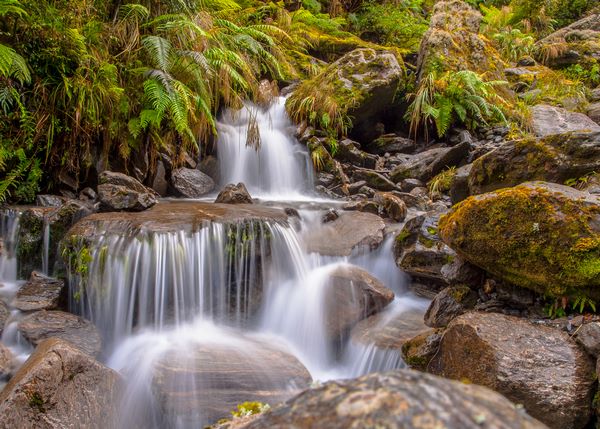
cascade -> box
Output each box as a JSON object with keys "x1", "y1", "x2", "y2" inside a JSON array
[
  {"x1": 216, "y1": 96, "x2": 314, "y2": 199},
  {"x1": 0, "y1": 97, "x2": 429, "y2": 427}
]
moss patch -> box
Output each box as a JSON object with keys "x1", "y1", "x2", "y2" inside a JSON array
[{"x1": 439, "y1": 183, "x2": 600, "y2": 298}]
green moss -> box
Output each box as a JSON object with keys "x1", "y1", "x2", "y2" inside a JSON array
[
  {"x1": 29, "y1": 392, "x2": 45, "y2": 413},
  {"x1": 439, "y1": 184, "x2": 600, "y2": 298}
]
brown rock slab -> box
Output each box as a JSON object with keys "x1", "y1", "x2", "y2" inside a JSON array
[
  {"x1": 305, "y1": 211, "x2": 385, "y2": 256},
  {"x1": 12, "y1": 271, "x2": 65, "y2": 311},
  {"x1": 430, "y1": 311, "x2": 595, "y2": 429},
  {"x1": 18, "y1": 310, "x2": 102, "y2": 357},
  {"x1": 0, "y1": 338, "x2": 121, "y2": 429},
  {"x1": 238, "y1": 370, "x2": 548, "y2": 429}
]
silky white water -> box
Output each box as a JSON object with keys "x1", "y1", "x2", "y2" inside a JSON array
[
  {"x1": 0, "y1": 97, "x2": 429, "y2": 428},
  {"x1": 216, "y1": 96, "x2": 314, "y2": 199}
]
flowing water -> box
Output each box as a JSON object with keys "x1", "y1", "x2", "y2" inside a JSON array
[{"x1": 0, "y1": 98, "x2": 429, "y2": 427}]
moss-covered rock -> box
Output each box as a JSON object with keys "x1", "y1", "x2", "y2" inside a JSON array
[
  {"x1": 417, "y1": 0, "x2": 505, "y2": 79},
  {"x1": 286, "y1": 48, "x2": 405, "y2": 142},
  {"x1": 439, "y1": 181, "x2": 600, "y2": 298},
  {"x1": 469, "y1": 131, "x2": 600, "y2": 195}
]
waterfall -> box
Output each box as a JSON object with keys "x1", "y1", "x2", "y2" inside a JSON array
[
  {"x1": 216, "y1": 97, "x2": 314, "y2": 198},
  {"x1": 0, "y1": 97, "x2": 430, "y2": 428}
]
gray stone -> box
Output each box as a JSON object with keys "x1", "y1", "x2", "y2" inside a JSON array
[
  {"x1": 18, "y1": 310, "x2": 102, "y2": 357},
  {"x1": 431, "y1": 311, "x2": 595, "y2": 429},
  {"x1": 0, "y1": 338, "x2": 122, "y2": 429},
  {"x1": 239, "y1": 370, "x2": 548, "y2": 429},
  {"x1": 98, "y1": 171, "x2": 158, "y2": 212},
  {"x1": 12, "y1": 272, "x2": 65, "y2": 311},
  {"x1": 576, "y1": 322, "x2": 600, "y2": 357},
  {"x1": 171, "y1": 168, "x2": 215, "y2": 198},
  {"x1": 531, "y1": 104, "x2": 600, "y2": 137},
  {"x1": 424, "y1": 285, "x2": 478, "y2": 328},
  {"x1": 214, "y1": 183, "x2": 253, "y2": 204}
]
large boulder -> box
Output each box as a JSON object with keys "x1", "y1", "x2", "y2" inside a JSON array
[
  {"x1": 152, "y1": 339, "x2": 311, "y2": 426},
  {"x1": 8, "y1": 201, "x2": 93, "y2": 278},
  {"x1": 18, "y1": 311, "x2": 102, "y2": 357},
  {"x1": 323, "y1": 265, "x2": 394, "y2": 338},
  {"x1": 215, "y1": 183, "x2": 253, "y2": 204},
  {"x1": 395, "y1": 213, "x2": 456, "y2": 290},
  {"x1": 97, "y1": 171, "x2": 158, "y2": 212},
  {"x1": 439, "y1": 182, "x2": 600, "y2": 298},
  {"x1": 238, "y1": 370, "x2": 548, "y2": 429},
  {"x1": 417, "y1": 0, "x2": 505, "y2": 79},
  {"x1": 305, "y1": 211, "x2": 385, "y2": 256},
  {"x1": 12, "y1": 271, "x2": 65, "y2": 311},
  {"x1": 430, "y1": 312, "x2": 595, "y2": 429},
  {"x1": 0, "y1": 338, "x2": 122, "y2": 429},
  {"x1": 287, "y1": 48, "x2": 404, "y2": 142},
  {"x1": 390, "y1": 142, "x2": 470, "y2": 183},
  {"x1": 351, "y1": 168, "x2": 397, "y2": 191},
  {"x1": 171, "y1": 167, "x2": 215, "y2": 198},
  {"x1": 372, "y1": 192, "x2": 407, "y2": 222},
  {"x1": 350, "y1": 306, "x2": 429, "y2": 350},
  {"x1": 535, "y1": 12, "x2": 600, "y2": 68},
  {"x1": 469, "y1": 131, "x2": 600, "y2": 195},
  {"x1": 369, "y1": 134, "x2": 416, "y2": 155},
  {"x1": 530, "y1": 105, "x2": 600, "y2": 137}
]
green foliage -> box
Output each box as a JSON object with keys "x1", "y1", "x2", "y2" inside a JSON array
[
  {"x1": 428, "y1": 166, "x2": 457, "y2": 197},
  {"x1": 406, "y1": 70, "x2": 508, "y2": 139},
  {"x1": 349, "y1": 0, "x2": 428, "y2": 52},
  {"x1": 544, "y1": 293, "x2": 597, "y2": 318},
  {"x1": 563, "y1": 63, "x2": 600, "y2": 88},
  {"x1": 231, "y1": 401, "x2": 270, "y2": 417},
  {"x1": 0, "y1": 0, "x2": 369, "y2": 202}
]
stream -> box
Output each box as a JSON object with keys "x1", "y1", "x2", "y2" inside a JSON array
[{"x1": 0, "y1": 97, "x2": 428, "y2": 428}]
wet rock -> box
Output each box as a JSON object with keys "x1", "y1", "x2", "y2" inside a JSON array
[
  {"x1": 79, "y1": 187, "x2": 97, "y2": 202},
  {"x1": 400, "y1": 178, "x2": 424, "y2": 192},
  {"x1": 198, "y1": 155, "x2": 220, "y2": 181},
  {"x1": 322, "y1": 209, "x2": 339, "y2": 223},
  {"x1": 390, "y1": 142, "x2": 470, "y2": 183},
  {"x1": 430, "y1": 312, "x2": 595, "y2": 429},
  {"x1": 0, "y1": 338, "x2": 122, "y2": 429},
  {"x1": 439, "y1": 182, "x2": 600, "y2": 299},
  {"x1": 531, "y1": 104, "x2": 600, "y2": 137},
  {"x1": 35, "y1": 195, "x2": 67, "y2": 207},
  {"x1": 239, "y1": 370, "x2": 548, "y2": 429},
  {"x1": 152, "y1": 340, "x2": 311, "y2": 426},
  {"x1": 401, "y1": 329, "x2": 442, "y2": 371},
  {"x1": 351, "y1": 307, "x2": 429, "y2": 350},
  {"x1": 395, "y1": 213, "x2": 455, "y2": 290},
  {"x1": 151, "y1": 159, "x2": 169, "y2": 197},
  {"x1": 424, "y1": 285, "x2": 478, "y2": 328},
  {"x1": 12, "y1": 272, "x2": 65, "y2": 311},
  {"x1": 65, "y1": 201, "x2": 288, "y2": 238},
  {"x1": 18, "y1": 311, "x2": 102, "y2": 357},
  {"x1": 215, "y1": 183, "x2": 253, "y2": 204},
  {"x1": 351, "y1": 168, "x2": 397, "y2": 191},
  {"x1": 575, "y1": 322, "x2": 600, "y2": 357},
  {"x1": 0, "y1": 342, "x2": 14, "y2": 379},
  {"x1": 14, "y1": 200, "x2": 92, "y2": 278},
  {"x1": 369, "y1": 134, "x2": 416, "y2": 155},
  {"x1": 449, "y1": 163, "x2": 472, "y2": 204},
  {"x1": 324, "y1": 265, "x2": 394, "y2": 338},
  {"x1": 347, "y1": 180, "x2": 367, "y2": 194},
  {"x1": 98, "y1": 171, "x2": 158, "y2": 211},
  {"x1": 337, "y1": 139, "x2": 377, "y2": 168},
  {"x1": 0, "y1": 300, "x2": 9, "y2": 335},
  {"x1": 372, "y1": 192, "x2": 407, "y2": 222},
  {"x1": 440, "y1": 256, "x2": 483, "y2": 286},
  {"x1": 171, "y1": 167, "x2": 215, "y2": 198},
  {"x1": 469, "y1": 131, "x2": 600, "y2": 194},
  {"x1": 305, "y1": 211, "x2": 385, "y2": 256}
]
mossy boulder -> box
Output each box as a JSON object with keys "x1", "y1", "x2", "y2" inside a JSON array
[
  {"x1": 287, "y1": 48, "x2": 404, "y2": 142},
  {"x1": 535, "y1": 12, "x2": 600, "y2": 68},
  {"x1": 439, "y1": 181, "x2": 600, "y2": 298},
  {"x1": 417, "y1": 0, "x2": 505, "y2": 79},
  {"x1": 469, "y1": 131, "x2": 600, "y2": 195}
]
